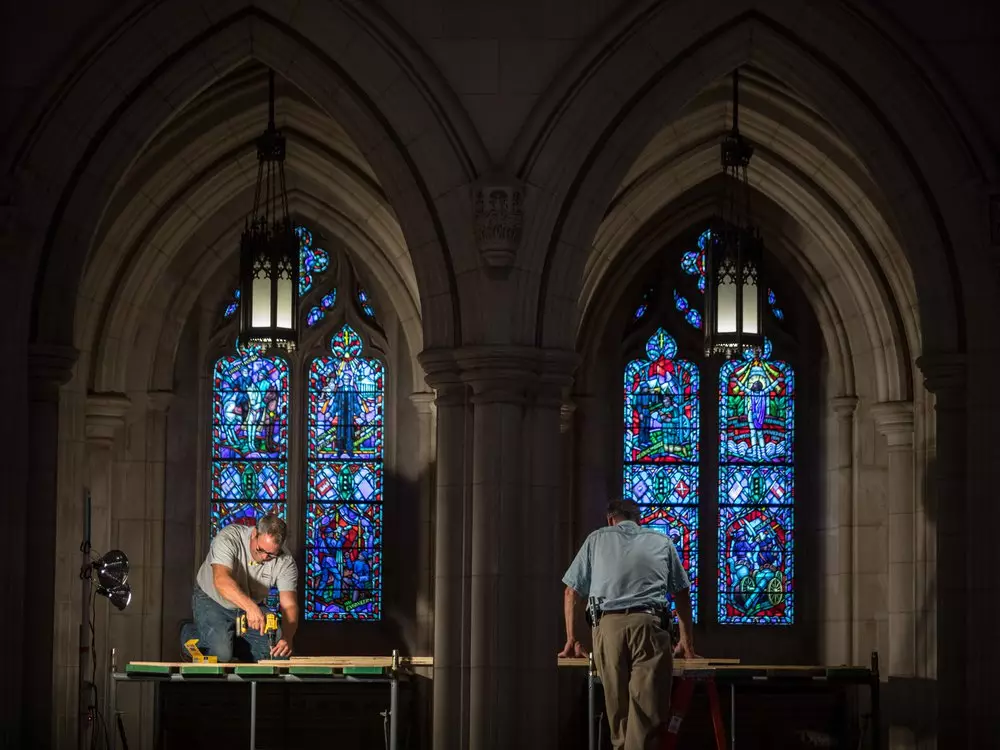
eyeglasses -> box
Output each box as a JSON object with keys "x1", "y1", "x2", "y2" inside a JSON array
[{"x1": 255, "y1": 542, "x2": 281, "y2": 560}]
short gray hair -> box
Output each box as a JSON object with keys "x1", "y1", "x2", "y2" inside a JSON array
[{"x1": 256, "y1": 514, "x2": 287, "y2": 547}]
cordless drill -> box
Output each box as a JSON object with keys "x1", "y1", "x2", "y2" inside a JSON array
[{"x1": 235, "y1": 609, "x2": 279, "y2": 655}]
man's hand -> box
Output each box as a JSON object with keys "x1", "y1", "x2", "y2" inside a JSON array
[
  {"x1": 245, "y1": 603, "x2": 267, "y2": 633},
  {"x1": 673, "y1": 639, "x2": 699, "y2": 659},
  {"x1": 270, "y1": 638, "x2": 293, "y2": 658},
  {"x1": 558, "y1": 638, "x2": 589, "y2": 658}
]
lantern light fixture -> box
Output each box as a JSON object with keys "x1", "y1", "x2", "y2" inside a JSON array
[
  {"x1": 239, "y1": 69, "x2": 300, "y2": 351},
  {"x1": 703, "y1": 69, "x2": 766, "y2": 358}
]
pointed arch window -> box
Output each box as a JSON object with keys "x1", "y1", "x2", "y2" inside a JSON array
[
  {"x1": 718, "y1": 341, "x2": 795, "y2": 624},
  {"x1": 305, "y1": 325, "x2": 385, "y2": 620},
  {"x1": 622, "y1": 328, "x2": 701, "y2": 620},
  {"x1": 620, "y1": 227, "x2": 796, "y2": 625},
  {"x1": 210, "y1": 343, "x2": 289, "y2": 534}
]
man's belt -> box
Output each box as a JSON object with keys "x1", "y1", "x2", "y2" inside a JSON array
[{"x1": 601, "y1": 606, "x2": 659, "y2": 616}]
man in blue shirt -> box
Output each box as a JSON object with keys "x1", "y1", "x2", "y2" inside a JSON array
[{"x1": 560, "y1": 499, "x2": 696, "y2": 750}]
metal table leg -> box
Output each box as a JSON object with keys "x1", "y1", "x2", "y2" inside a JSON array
[
  {"x1": 730, "y1": 683, "x2": 736, "y2": 749},
  {"x1": 389, "y1": 672, "x2": 399, "y2": 750},
  {"x1": 109, "y1": 674, "x2": 118, "y2": 750},
  {"x1": 588, "y1": 653, "x2": 596, "y2": 750},
  {"x1": 249, "y1": 681, "x2": 257, "y2": 750}
]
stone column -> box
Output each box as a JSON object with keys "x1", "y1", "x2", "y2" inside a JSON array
[
  {"x1": 419, "y1": 352, "x2": 470, "y2": 750},
  {"x1": 871, "y1": 401, "x2": 916, "y2": 750},
  {"x1": 461, "y1": 353, "x2": 530, "y2": 750},
  {"x1": 23, "y1": 343, "x2": 77, "y2": 749},
  {"x1": 916, "y1": 354, "x2": 966, "y2": 747},
  {"x1": 824, "y1": 396, "x2": 857, "y2": 666},
  {"x1": 409, "y1": 391, "x2": 438, "y2": 656},
  {"x1": 871, "y1": 402, "x2": 916, "y2": 678},
  {"x1": 82, "y1": 393, "x2": 132, "y2": 746},
  {"x1": 457, "y1": 347, "x2": 575, "y2": 750}
]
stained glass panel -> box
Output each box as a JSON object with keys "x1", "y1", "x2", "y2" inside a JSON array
[
  {"x1": 305, "y1": 503, "x2": 382, "y2": 620},
  {"x1": 719, "y1": 352, "x2": 794, "y2": 463},
  {"x1": 623, "y1": 328, "x2": 700, "y2": 620},
  {"x1": 211, "y1": 351, "x2": 288, "y2": 541},
  {"x1": 211, "y1": 502, "x2": 286, "y2": 537},
  {"x1": 718, "y1": 503, "x2": 794, "y2": 624},
  {"x1": 306, "y1": 325, "x2": 385, "y2": 620},
  {"x1": 718, "y1": 343, "x2": 795, "y2": 624}
]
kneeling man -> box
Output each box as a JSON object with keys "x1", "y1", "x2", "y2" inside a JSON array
[{"x1": 187, "y1": 514, "x2": 298, "y2": 662}]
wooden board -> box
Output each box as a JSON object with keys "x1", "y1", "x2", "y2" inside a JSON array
[{"x1": 558, "y1": 657, "x2": 741, "y2": 668}]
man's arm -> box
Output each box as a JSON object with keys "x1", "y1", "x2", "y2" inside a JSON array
[
  {"x1": 212, "y1": 564, "x2": 263, "y2": 620},
  {"x1": 558, "y1": 586, "x2": 589, "y2": 657},
  {"x1": 673, "y1": 588, "x2": 698, "y2": 658},
  {"x1": 270, "y1": 589, "x2": 299, "y2": 657}
]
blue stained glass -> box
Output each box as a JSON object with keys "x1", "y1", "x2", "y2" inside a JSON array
[
  {"x1": 307, "y1": 307, "x2": 324, "y2": 327},
  {"x1": 321, "y1": 290, "x2": 337, "y2": 309},
  {"x1": 210, "y1": 351, "x2": 288, "y2": 540},
  {"x1": 357, "y1": 287, "x2": 376, "y2": 319},
  {"x1": 685, "y1": 309, "x2": 702, "y2": 328},
  {"x1": 306, "y1": 325, "x2": 385, "y2": 620},
  {"x1": 718, "y1": 504, "x2": 794, "y2": 624},
  {"x1": 673, "y1": 290, "x2": 689, "y2": 311},
  {"x1": 718, "y1": 344, "x2": 796, "y2": 624},
  {"x1": 305, "y1": 503, "x2": 382, "y2": 620},
  {"x1": 296, "y1": 225, "x2": 330, "y2": 296},
  {"x1": 225, "y1": 302, "x2": 238, "y2": 318},
  {"x1": 623, "y1": 328, "x2": 700, "y2": 620}
]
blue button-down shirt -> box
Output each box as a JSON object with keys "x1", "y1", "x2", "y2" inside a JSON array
[{"x1": 562, "y1": 521, "x2": 690, "y2": 611}]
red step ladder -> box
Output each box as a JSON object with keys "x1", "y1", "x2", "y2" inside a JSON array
[{"x1": 661, "y1": 674, "x2": 728, "y2": 749}]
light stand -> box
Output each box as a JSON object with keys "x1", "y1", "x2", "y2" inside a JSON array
[{"x1": 78, "y1": 490, "x2": 132, "y2": 750}]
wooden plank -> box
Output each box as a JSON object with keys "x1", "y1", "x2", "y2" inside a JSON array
[
  {"x1": 234, "y1": 665, "x2": 280, "y2": 676},
  {"x1": 558, "y1": 657, "x2": 742, "y2": 668},
  {"x1": 280, "y1": 655, "x2": 434, "y2": 667},
  {"x1": 126, "y1": 663, "x2": 176, "y2": 675}
]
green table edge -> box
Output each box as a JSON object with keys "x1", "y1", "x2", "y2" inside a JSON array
[{"x1": 234, "y1": 665, "x2": 280, "y2": 676}]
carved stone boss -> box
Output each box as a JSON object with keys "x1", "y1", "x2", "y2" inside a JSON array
[{"x1": 473, "y1": 178, "x2": 524, "y2": 269}]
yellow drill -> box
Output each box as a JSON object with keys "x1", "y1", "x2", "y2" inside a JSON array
[{"x1": 236, "y1": 610, "x2": 279, "y2": 654}]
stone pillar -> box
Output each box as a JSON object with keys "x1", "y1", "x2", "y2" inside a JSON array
[
  {"x1": 457, "y1": 347, "x2": 575, "y2": 750},
  {"x1": 409, "y1": 391, "x2": 438, "y2": 656},
  {"x1": 22, "y1": 343, "x2": 77, "y2": 749},
  {"x1": 461, "y1": 355, "x2": 530, "y2": 750},
  {"x1": 82, "y1": 393, "x2": 132, "y2": 746},
  {"x1": 871, "y1": 402, "x2": 916, "y2": 678},
  {"x1": 420, "y1": 353, "x2": 470, "y2": 750},
  {"x1": 916, "y1": 354, "x2": 965, "y2": 747},
  {"x1": 871, "y1": 401, "x2": 916, "y2": 750},
  {"x1": 824, "y1": 396, "x2": 857, "y2": 666}
]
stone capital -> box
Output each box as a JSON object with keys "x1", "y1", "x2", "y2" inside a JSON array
[
  {"x1": 870, "y1": 401, "x2": 915, "y2": 448},
  {"x1": 85, "y1": 393, "x2": 131, "y2": 446},
  {"x1": 472, "y1": 175, "x2": 524, "y2": 271},
  {"x1": 28, "y1": 343, "x2": 78, "y2": 400},
  {"x1": 830, "y1": 395, "x2": 859, "y2": 418},
  {"x1": 409, "y1": 391, "x2": 437, "y2": 414},
  {"x1": 916, "y1": 352, "x2": 966, "y2": 402}
]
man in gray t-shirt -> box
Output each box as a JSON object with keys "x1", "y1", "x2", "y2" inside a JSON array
[
  {"x1": 185, "y1": 514, "x2": 299, "y2": 662},
  {"x1": 560, "y1": 499, "x2": 697, "y2": 750}
]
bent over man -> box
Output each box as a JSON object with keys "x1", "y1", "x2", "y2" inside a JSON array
[
  {"x1": 560, "y1": 499, "x2": 696, "y2": 750},
  {"x1": 184, "y1": 514, "x2": 299, "y2": 662}
]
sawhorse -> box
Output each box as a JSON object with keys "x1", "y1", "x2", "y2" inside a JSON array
[{"x1": 662, "y1": 673, "x2": 728, "y2": 749}]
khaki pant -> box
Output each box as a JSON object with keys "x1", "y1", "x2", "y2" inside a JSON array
[{"x1": 593, "y1": 612, "x2": 673, "y2": 750}]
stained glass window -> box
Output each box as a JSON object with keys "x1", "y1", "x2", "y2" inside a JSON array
[
  {"x1": 717, "y1": 339, "x2": 795, "y2": 624},
  {"x1": 210, "y1": 342, "x2": 289, "y2": 537},
  {"x1": 622, "y1": 328, "x2": 701, "y2": 620},
  {"x1": 678, "y1": 229, "x2": 785, "y2": 322},
  {"x1": 306, "y1": 288, "x2": 338, "y2": 328},
  {"x1": 297, "y1": 226, "x2": 330, "y2": 296},
  {"x1": 357, "y1": 287, "x2": 376, "y2": 320},
  {"x1": 305, "y1": 325, "x2": 385, "y2": 620}
]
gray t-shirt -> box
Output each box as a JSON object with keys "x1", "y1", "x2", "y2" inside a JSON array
[
  {"x1": 196, "y1": 524, "x2": 298, "y2": 610},
  {"x1": 562, "y1": 520, "x2": 689, "y2": 611}
]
